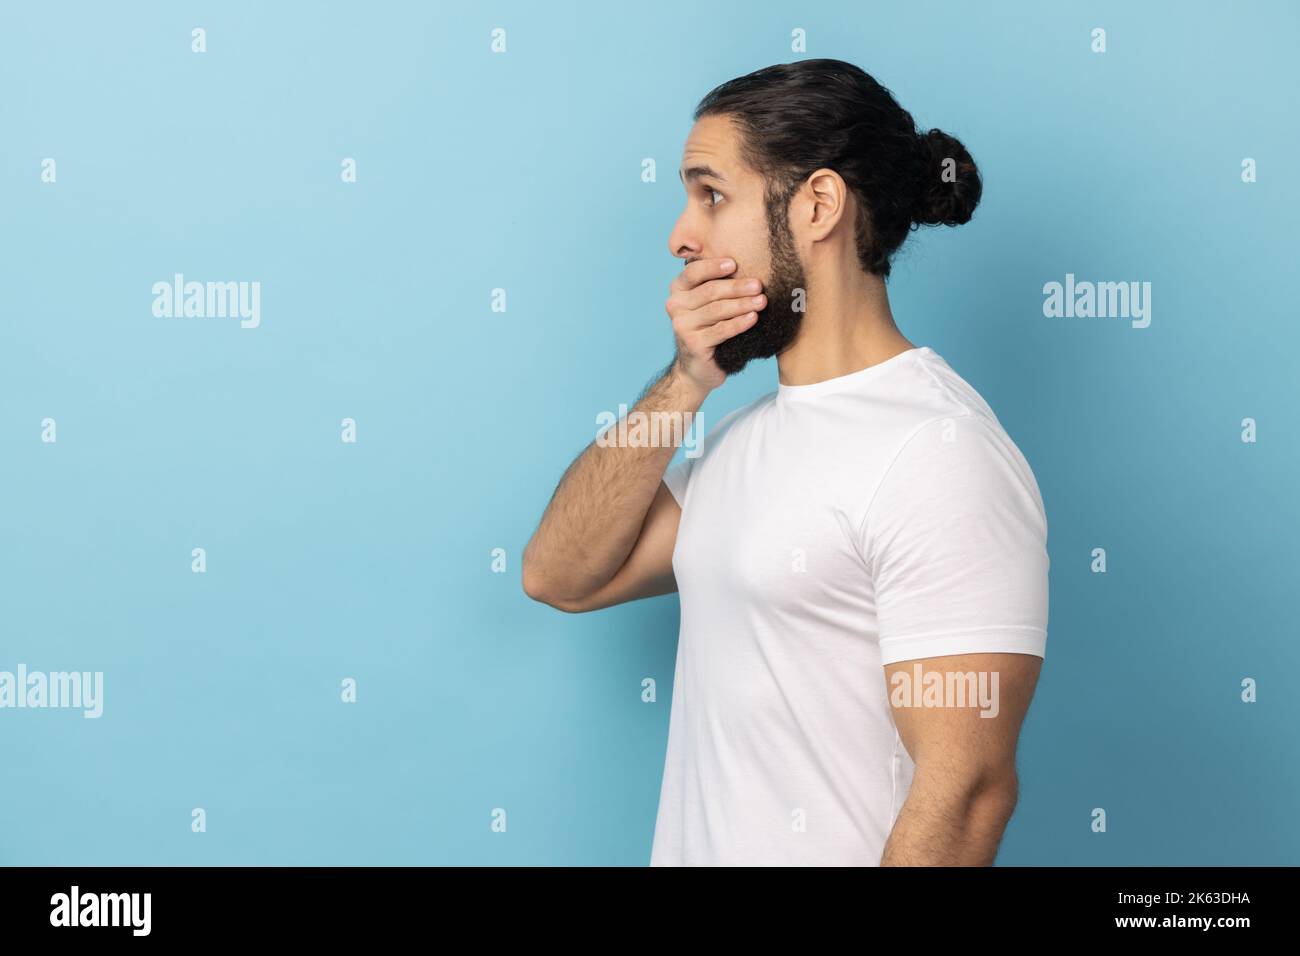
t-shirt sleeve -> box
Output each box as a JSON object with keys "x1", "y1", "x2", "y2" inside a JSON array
[
  {"x1": 860, "y1": 415, "x2": 1050, "y2": 665},
  {"x1": 662, "y1": 454, "x2": 694, "y2": 506}
]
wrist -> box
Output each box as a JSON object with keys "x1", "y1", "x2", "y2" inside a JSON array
[{"x1": 667, "y1": 358, "x2": 713, "y2": 408}]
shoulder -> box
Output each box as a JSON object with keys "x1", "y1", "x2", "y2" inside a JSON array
[
  {"x1": 877, "y1": 349, "x2": 1040, "y2": 499},
  {"x1": 862, "y1": 411, "x2": 1048, "y2": 565},
  {"x1": 860, "y1": 351, "x2": 1047, "y2": 552}
]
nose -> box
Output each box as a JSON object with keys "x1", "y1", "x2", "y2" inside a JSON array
[{"x1": 667, "y1": 207, "x2": 702, "y2": 262}]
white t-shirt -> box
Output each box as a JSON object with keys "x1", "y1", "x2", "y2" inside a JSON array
[{"x1": 650, "y1": 345, "x2": 1049, "y2": 866}]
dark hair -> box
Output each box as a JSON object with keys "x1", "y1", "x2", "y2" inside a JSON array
[{"x1": 693, "y1": 59, "x2": 981, "y2": 278}]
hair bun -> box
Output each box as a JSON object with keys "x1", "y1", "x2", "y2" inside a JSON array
[{"x1": 913, "y1": 128, "x2": 981, "y2": 226}]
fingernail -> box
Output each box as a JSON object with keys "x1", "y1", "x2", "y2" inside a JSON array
[{"x1": 720, "y1": 259, "x2": 734, "y2": 270}]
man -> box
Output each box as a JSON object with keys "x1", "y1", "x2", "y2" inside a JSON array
[{"x1": 522, "y1": 59, "x2": 1049, "y2": 866}]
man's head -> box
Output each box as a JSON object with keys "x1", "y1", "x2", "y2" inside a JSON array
[{"x1": 669, "y1": 59, "x2": 982, "y2": 375}]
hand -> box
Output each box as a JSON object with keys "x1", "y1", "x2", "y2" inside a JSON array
[{"x1": 665, "y1": 257, "x2": 765, "y2": 394}]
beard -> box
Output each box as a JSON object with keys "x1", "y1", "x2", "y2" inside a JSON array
[{"x1": 711, "y1": 191, "x2": 807, "y2": 377}]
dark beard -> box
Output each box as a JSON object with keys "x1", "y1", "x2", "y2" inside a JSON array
[{"x1": 711, "y1": 191, "x2": 807, "y2": 377}]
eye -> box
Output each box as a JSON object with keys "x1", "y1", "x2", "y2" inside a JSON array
[{"x1": 703, "y1": 186, "x2": 724, "y2": 207}]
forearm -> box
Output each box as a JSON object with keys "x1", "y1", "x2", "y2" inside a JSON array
[
  {"x1": 522, "y1": 360, "x2": 708, "y2": 603},
  {"x1": 879, "y1": 769, "x2": 1018, "y2": 866}
]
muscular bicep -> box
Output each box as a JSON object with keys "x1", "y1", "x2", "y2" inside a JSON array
[
  {"x1": 885, "y1": 653, "x2": 1042, "y2": 781},
  {"x1": 548, "y1": 480, "x2": 681, "y2": 613}
]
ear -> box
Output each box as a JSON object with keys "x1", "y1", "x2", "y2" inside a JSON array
[{"x1": 801, "y1": 168, "x2": 849, "y2": 239}]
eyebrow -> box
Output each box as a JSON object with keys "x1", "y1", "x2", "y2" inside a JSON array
[{"x1": 679, "y1": 164, "x2": 727, "y2": 185}]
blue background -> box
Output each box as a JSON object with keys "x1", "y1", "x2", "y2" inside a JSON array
[{"x1": 1, "y1": 0, "x2": 1296, "y2": 865}]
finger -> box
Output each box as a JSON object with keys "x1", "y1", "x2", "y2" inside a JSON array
[
  {"x1": 696, "y1": 310, "x2": 758, "y2": 348},
  {"x1": 678, "y1": 275, "x2": 764, "y2": 312},
  {"x1": 671, "y1": 256, "x2": 735, "y2": 293},
  {"x1": 677, "y1": 291, "x2": 766, "y2": 332}
]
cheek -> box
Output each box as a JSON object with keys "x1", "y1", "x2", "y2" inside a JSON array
[
  {"x1": 711, "y1": 202, "x2": 773, "y2": 281},
  {"x1": 727, "y1": 235, "x2": 772, "y2": 284},
  {"x1": 750, "y1": 224, "x2": 778, "y2": 281}
]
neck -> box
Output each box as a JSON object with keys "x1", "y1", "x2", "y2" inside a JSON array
[{"x1": 776, "y1": 255, "x2": 916, "y2": 387}]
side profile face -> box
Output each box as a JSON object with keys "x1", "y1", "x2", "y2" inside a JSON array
[{"x1": 667, "y1": 113, "x2": 808, "y2": 375}]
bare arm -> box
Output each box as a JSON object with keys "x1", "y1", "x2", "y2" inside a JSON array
[
  {"x1": 521, "y1": 365, "x2": 706, "y2": 611},
  {"x1": 522, "y1": 256, "x2": 764, "y2": 612},
  {"x1": 880, "y1": 652, "x2": 1042, "y2": 865}
]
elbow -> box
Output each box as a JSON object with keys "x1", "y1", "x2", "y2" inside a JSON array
[
  {"x1": 965, "y1": 767, "x2": 1020, "y2": 821},
  {"x1": 521, "y1": 561, "x2": 557, "y2": 605},
  {"x1": 915, "y1": 759, "x2": 1020, "y2": 818},
  {"x1": 521, "y1": 560, "x2": 588, "y2": 613}
]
